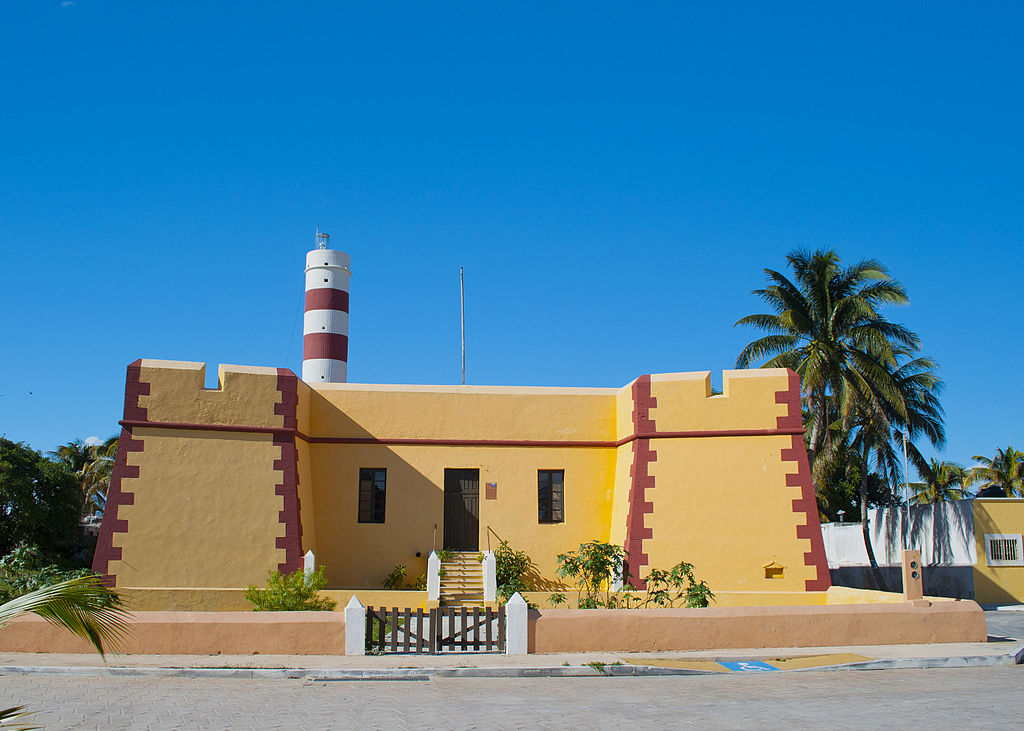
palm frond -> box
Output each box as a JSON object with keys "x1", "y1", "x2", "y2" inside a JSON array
[
  {"x1": 0, "y1": 705, "x2": 40, "y2": 731},
  {"x1": 0, "y1": 576, "x2": 131, "y2": 656}
]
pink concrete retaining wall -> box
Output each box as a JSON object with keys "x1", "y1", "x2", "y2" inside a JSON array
[
  {"x1": 528, "y1": 601, "x2": 986, "y2": 653},
  {"x1": 0, "y1": 611, "x2": 345, "y2": 655},
  {"x1": 0, "y1": 601, "x2": 985, "y2": 655}
]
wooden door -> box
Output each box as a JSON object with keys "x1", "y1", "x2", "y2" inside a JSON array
[{"x1": 443, "y1": 469, "x2": 479, "y2": 551}]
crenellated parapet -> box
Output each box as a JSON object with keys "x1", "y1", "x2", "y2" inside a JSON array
[{"x1": 127, "y1": 360, "x2": 289, "y2": 430}]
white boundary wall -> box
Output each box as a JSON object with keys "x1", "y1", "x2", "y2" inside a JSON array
[{"x1": 822, "y1": 502, "x2": 975, "y2": 568}]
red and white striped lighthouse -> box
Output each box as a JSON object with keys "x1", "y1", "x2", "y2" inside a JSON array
[{"x1": 302, "y1": 231, "x2": 351, "y2": 383}]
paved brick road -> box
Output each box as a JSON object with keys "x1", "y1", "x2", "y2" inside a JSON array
[
  {"x1": 2, "y1": 666, "x2": 1022, "y2": 729},
  {"x1": 985, "y1": 608, "x2": 1024, "y2": 641}
]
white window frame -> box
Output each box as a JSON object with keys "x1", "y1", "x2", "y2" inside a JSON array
[{"x1": 984, "y1": 534, "x2": 1024, "y2": 567}]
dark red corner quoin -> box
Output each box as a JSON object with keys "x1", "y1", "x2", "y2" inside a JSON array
[
  {"x1": 92, "y1": 360, "x2": 149, "y2": 586},
  {"x1": 624, "y1": 375, "x2": 657, "y2": 589},
  {"x1": 776, "y1": 370, "x2": 831, "y2": 591},
  {"x1": 274, "y1": 369, "x2": 304, "y2": 574}
]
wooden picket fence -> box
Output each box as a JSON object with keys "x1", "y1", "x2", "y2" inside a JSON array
[{"x1": 365, "y1": 606, "x2": 505, "y2": 654}]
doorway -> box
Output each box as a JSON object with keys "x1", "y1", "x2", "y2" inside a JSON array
[{"x1": 443, "y1": 468, "x2": 479, "y2": 551}]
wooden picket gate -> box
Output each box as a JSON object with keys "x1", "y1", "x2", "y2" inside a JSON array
[{"x1": 365, "y1": 606, "x2": 505, "y2": 654}]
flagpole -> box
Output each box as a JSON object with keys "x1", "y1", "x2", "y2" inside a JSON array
[{"x1": 460, "y1": 266, "x2": 465, "y2": 386}]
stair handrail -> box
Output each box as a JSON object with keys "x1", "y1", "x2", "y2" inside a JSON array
[{"x1": 485, "y1": 525, "x2": 502, "y2": 553}]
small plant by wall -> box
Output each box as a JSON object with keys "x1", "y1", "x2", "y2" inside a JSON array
[
  {"x1": 555, "y1": 540, "x2": 627, "y2": 608},
  {"x1": 0, "y1": 544, "x2": 93, "y2": 603},
  {"x1": 382, "y1": 565, "x2": 407, "y2": 590},
  {"x1": 381, "y1": 565, "x2": 428, "y2": 591},
  {"x1": 495, "y1": 540, "x2": 534, "y2": 602},
  {"x1": 639, "y1": 561, "x2": 714, "y2": 608},
  {"x1": 244, "y1": 567, "x2": 337, "y2": 611},
  {"x1": 554, "y1": 541, "x2": 714, "y2": 609}
]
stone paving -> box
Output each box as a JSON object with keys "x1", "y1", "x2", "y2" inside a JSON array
[
  {"x1": 2, "y1": 666, "x2": 1023, "y2": 729},
  {"x1": 983, "y1": 607, "x2": 1024, "y2": 641}
]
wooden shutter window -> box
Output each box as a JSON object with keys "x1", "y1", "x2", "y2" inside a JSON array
[
  {"x1": 538, "y1": 470, "x2": 565, "y2": 524},
  {"x1": 358, "y1": 468, "x2": 387, "y2": 523}
]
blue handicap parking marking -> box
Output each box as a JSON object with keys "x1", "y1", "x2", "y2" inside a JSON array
[{"x1": 718, "y1": 661, "x2": 779, "y2": 672}]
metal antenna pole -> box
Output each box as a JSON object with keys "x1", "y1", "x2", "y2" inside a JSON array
[{"x1": 460, "y1": 267, "x2": 466, "y2": 385}]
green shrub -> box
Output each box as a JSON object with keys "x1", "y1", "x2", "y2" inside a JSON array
[
  {"x1": 640, "y1": 561, "x2": 714, "y2": 608},
  {"x1": 495, "y1": 540, "x2": 533, "y2": 602},
  {"x1": 555, "y1": 540, "x2": 627, "y2": 608},
  {"x1": 382, "y1": 565, "x2": 407, "y2": 590},
  {"x1": 0, "y1": 544, "x2": 92, "y2": 603},
  {"x1": 244, "y1": 567, "x2": 337, "y2": 611}
]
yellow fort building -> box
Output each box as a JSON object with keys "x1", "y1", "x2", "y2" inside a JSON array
[{"x1": 93, "y1": 240, "x2": 831, "y2": 608}]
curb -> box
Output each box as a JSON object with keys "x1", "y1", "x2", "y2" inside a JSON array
[
  {"x1": 792, "y1": 651, "x2": 1023, "y2": 673},
  {"x1": 0, "y1": 664, "x2": 713, "y2": 680},
  {"x1": 0, "y1": 646, "x2": 1020, "y2": 680}
]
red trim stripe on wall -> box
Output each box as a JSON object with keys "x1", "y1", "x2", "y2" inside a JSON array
[
  {"x1": 304, "y1": 287, "x2": 350, "y2": 313},
  {"x1": 302, "y1": 332, "x2": 349, "y2": 361},
  {"x1": 117, "y1": 419, "x2": 805, "y2": 446}
]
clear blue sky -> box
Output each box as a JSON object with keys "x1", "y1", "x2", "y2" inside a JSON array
[{"x1": 1, "y1": 2, "x2": 1021, "y2": 475}]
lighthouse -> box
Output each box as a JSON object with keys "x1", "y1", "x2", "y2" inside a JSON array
[{"x1": 302, "y1": 231, "x2": 351, "y2": 383}]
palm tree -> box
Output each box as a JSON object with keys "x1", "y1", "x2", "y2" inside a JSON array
[
  {"x1": 965, "y1": 446, "x2": 1024, "y2": 497},
  {"x1": 82, "y1": 436, "x2": 118, "y2": 514},
  {"x1": 909, "y1": 459, "x2": 967, "y2": 505},
  {"x1": 48, "y1": 437, "x2": 119, "y2": 516},
  {"x1": 47, "y1": 439, "x2": 93, "y2": 475},
  {"x1": 830, "y1": 349, "x2": 945, "y2": 590},
  {"x1": 0, "y1": 575, "x2": 129, "y2": 657},
  {"x1": 735, "y1": 249, "x2": 918, "y2": 472},
  {"x1": 737, "y1": 250, "x2": 946, "y2": 591}
]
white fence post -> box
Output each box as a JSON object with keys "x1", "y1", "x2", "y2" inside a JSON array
[
  {"x1": 505, "y1": 592, "x2": 528, "y2": 655},
  {"x1": 482, "y1": 551, "x2": 497, "y2": 603},
  {"x1": 303, "y1": 550, "x2": 316, "y2": 578},
  {"x1": 344, "y1": 596, "x2": 365, "y2": 656},
  {"x1": 427, "y1": 551, "x2": 441, "y2": 601}
]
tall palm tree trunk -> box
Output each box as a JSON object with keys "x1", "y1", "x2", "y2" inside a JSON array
[
  {"x1": 860, "y1": 442, "x2": 887, "y2": 592},
  {"x1": 806, "y1": 389, "x2": 826, "y2": 466}
]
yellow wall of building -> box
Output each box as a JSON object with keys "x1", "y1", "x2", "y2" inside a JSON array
[
  {"x1": 309, "y1": 383, "x2": 618, "y2": 442},
  {"x1": 309, "y1": 443, "x2": 615, "y2": 587},
  {"x1": 972, "y1": 499, "x2": 1024, "y2": 604},
  {"x1": 295, "y1": 377, "x2": 317, "y2": 556},
  {"x1": 620, "y1": 369, "x2": 820, "y2": 591},
  {"x1": 645, "y1": 435, "x2": 813, "y2": 591},
  {"x1": 99, "y1": 360, "x2": 828, "y2": 601},
  {"x1": 112, "y1": 428, "x2": 285, "y2": 588},
  {"x1": 103, "y1": 362, "x2": 294, "y2": 588}
]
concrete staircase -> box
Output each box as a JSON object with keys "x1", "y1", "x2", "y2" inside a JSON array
[{"x1": 438, "y1": 552, "x2": 485, "y2": 607}]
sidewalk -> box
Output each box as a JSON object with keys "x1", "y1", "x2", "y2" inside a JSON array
[{"x1": 2, "y1": 640, "x2": 1021, "y2": 679}]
